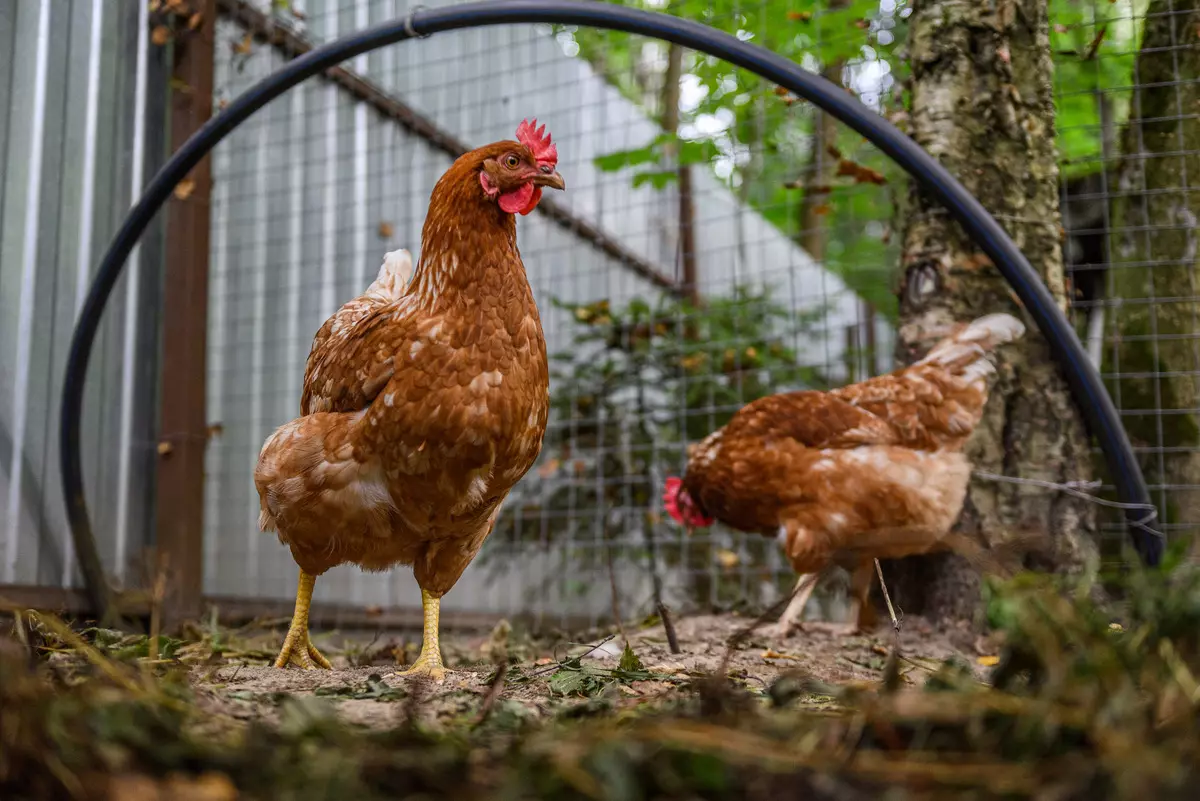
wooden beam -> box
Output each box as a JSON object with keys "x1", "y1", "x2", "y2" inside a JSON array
[{"x1": 154, "y1": 1, "x2": 217, "y2": 629}]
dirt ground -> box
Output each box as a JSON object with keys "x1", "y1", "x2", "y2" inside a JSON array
[{"x1": 189, "y1": 612, "x2": 984, "y2": 733}]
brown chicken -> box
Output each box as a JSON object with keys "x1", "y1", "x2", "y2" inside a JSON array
[
  {"x1": 255, "y1": 120, "x2": 564, "y2": 679},
  {"x1": 664, "y1": 313, "x2": 1025, "y2": 638}
]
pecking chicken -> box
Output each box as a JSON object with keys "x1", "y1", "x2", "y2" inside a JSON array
[
  {"x1": 255, "y1": 120, "x2": 564, "y2": 680},
  {"x1": 663, "y1": 313, "x2": 1026, "y2": 638}
]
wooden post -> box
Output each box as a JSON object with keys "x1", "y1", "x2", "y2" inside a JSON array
[{"x1": 154, "y1": 1, "x2": 215, "y2": 628}]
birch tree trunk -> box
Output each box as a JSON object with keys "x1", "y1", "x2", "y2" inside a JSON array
[
  {"x1": 886, "y1": 0, "x2": 1097, "y2": 626},
  {"x1": 1109, "y1": 0, "x2": 1200, "y2": 547}
]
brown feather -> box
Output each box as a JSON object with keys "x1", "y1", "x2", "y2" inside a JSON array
[{"x1": 255, "y1": 142, "x2": 551, "y2": 597}]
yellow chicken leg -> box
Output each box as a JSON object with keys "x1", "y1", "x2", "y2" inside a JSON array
[
  {"x1": 390, "y1": 589, "x2": 447, "y2": 683},
  {"x1": 274, "y1": 570, "x2": 333, "y2": 670}
]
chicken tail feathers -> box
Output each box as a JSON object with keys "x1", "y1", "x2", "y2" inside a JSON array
[
  {"x1": 918, "y1": 313, "x2": 1025, "y2": 382},
  {"x1": 366, "y1": 248, "x2": 415, "y2": 301}
]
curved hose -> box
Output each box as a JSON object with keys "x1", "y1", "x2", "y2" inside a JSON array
[{"x1": 60, "y1": 0, "x2": 1163, "y2": 621}]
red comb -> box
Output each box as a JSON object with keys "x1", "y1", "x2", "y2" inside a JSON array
[{"x1": 516, "y1": 118, "x2": 558, "y2": 167}]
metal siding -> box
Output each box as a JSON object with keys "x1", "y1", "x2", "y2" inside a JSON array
[{"x1": 0, "y1": 0, "x2": 156, "y2": 591}]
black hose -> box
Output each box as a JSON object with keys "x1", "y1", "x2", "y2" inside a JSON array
[{"x1": 60, "y1": 0, "x2": 1163, "y2": 622}]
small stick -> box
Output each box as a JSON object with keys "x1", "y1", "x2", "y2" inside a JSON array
[
  {"x1": 657, "y1": 601, "x2": 681, "y2": 654},
  {"x1": 718, "y1": 571, "x2": 821, "y2": 677},
  {"x1": 472, "y1": 662, "x2": 508, "y2": 729},
  {"x1": 874, "y1": 558, "x2": 901, "y2": 634}
]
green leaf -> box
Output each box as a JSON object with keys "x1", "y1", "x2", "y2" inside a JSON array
[
  {"x1": 632, "y1": 170, "x2": 678, "y2": 190},
  {"x1": 618, "y1": 642, "x2": 645, "y2": 673},
  {"x1": 548, "y1": 668, "x2": 588, "y2": 697}
]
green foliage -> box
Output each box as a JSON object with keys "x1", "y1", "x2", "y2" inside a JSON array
[
  {"x1": 489, "y1": 287, "x2": 829, "y2": 607},
  {"x1": 557, "y1": 0, "x2": 1153, "y2": 317},
  {"x1": 1052, "y1": 0, "x2": 1149, "y2": 174}
]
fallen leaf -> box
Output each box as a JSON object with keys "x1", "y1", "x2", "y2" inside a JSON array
[
  {"x1": 715, "y1": 549, "x2": 740, "y2": 569},
  {"x1": 977, "y1": 655, "x2": 1000, "y2": 666},
  {"x1": 762, "y1": 649, "x2": 802, "y2": 661},
  {"x1": 151, "y1": 25, "x2": 172, "y2": 46},
  {"x1": 174, "y1": 178, "x2": 195, "y2": 200}
]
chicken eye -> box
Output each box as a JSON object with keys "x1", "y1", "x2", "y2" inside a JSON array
[{"x1": 504, "y1": 154, "x2": 520, "y2": 169}]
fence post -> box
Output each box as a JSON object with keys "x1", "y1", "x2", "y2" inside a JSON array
[{"x1": 154, "y1": 1, "x2": 216, "y2": 629}]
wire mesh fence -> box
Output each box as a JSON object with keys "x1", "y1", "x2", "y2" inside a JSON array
[
  {"x1": 2, "y1": 0, "x2": 1195, "y2": 628},
  {"x1": 201, "y1": 0, "x2": 1200, "y2": 628}
]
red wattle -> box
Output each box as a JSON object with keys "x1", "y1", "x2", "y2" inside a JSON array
[
  {"x1": 519, "y1": 187, "x2": 543, "y2": 216},
  {"x1": 498, "y1": 182, "x2": 535, "y2": 214}
]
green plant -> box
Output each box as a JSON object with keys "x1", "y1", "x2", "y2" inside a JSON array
[{"x1": 487, "y1": 287, "x2": 831, "y2": 610}]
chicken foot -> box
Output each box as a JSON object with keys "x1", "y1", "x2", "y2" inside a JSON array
[
  {"x1": 763, "y1": 573, "x2": 818, "y2": 640},
  {"x1": 274, "y1": 570, "x2": 333, "y2": 670},
  {"x1": 389, "y1": 588, "x2": 447, "y2": 683}
]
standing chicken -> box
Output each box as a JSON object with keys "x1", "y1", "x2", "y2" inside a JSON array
[
  {"x1": 255, "y1": 121, "x2": 564, "y2": 679},
  {"x1": 663, "y1": 313, "x2": 1025, "y2": 638}
]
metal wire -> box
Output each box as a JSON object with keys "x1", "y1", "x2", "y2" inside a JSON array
[{"x1": 56, "y1": 0, "x2": 1169, "y2": 625}]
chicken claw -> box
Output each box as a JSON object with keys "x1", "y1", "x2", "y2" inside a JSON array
[
  {"x1": 387, "y1": 588, "x2": 448, "y2": 684},
  {"x1": 274, "y1": 570, "x2": 333, "y2": 670}
]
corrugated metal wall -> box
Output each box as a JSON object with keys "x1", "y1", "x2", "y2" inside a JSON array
[
  {"x1": 204, "y1": 0, "x2": 890, "y2": 626},
  {"x1": 0, "y1": 0, "x2": 162, "y2": 593}
]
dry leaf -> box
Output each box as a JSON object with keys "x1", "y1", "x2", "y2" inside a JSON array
[
  {"x1": 977, "y1": 655, "x2": 1000, "y2": 667},
  {"x1": 762, "y1": 649, "x2": 802, "y2": 661},
  {"x1": 378, "y1": 221, "x2": 394, "y2": 238},
  {"x1": 836, "y1": 159, "x2": 887, "y2": 185},
  {"x1": 174, "y1": 178, "x2": 195, "y2": 200},
  {"x1": 715, "y1": 549, "x2": 740, "y2": 569},
  {"x1": 151, "y1": 25, "x2": 172, "y2": 46}
]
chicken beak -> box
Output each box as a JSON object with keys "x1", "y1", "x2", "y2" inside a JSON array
[{"x1": 534, "y1": 169, "x2": 565, "y2": 191}]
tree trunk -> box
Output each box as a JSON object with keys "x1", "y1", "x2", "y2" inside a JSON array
[
  {"x1": 1109, "y1": 0, "x2": 1200, "y2": 546},
  {"x1": 887, "y1": 0, "x2": 1097, "y2": 627}
]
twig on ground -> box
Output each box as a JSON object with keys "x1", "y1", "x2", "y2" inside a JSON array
[
  {"x1": 658, "y1": 601, "x2": 681, "y2": 654},
  {"x1": 874, "y1": 558, "x2": 901, "y2": 635},
  {"x1": 473, "y1": 661, "x2": 509, "y2": 728}
]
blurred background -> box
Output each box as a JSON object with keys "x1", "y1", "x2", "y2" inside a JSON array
[{"x1": 0, "y1": 0, "x2": 1193, "y2": 633}]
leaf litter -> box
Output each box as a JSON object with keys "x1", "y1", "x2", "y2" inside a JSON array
[{"x1": 3, "y1": 558, "x2": 1200, "y2": 799}]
